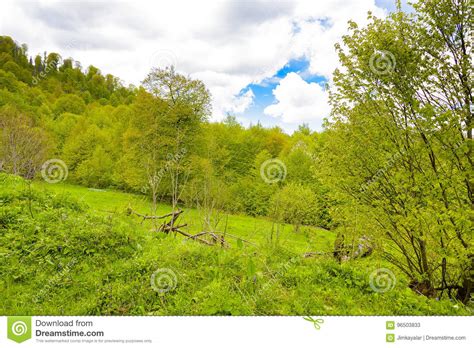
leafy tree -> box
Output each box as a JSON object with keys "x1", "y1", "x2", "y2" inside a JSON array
[
  {"x1": 0, "y1": 106, "x2": 49, "y2": 179},
  {"x1": 324, "y1": 0, "x2": 472, "y2": 301},
  {"x1": 76, "y1": 145, "x2": 113, "y2": 187},
  {"x1": 143, "y1": 66, "x2": 211, "y2": 121},
  {"x1": 53, "y1": 94, "x2": 86, "y2": 116},
  {"x1": 140, "y1": 67, "x2": 211, "y2": 211}
]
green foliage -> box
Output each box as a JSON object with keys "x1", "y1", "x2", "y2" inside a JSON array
[
  {"x1": 75, "y1": 145, "x2": 114, "y2": 188},
  {"x1": 322, "y1": 0, "x2": 473, "y2": 301},
  {"x1": 0, "y1": 38, "x2": 331, "y2": 227},
  {"x1": 0, "y1": 175, "x2": 469, "y2": 315},
  {"x1": 53, "y1": 94, "x2": 86, "y2": 116},
  {"x1": 0, "y1": 106, "x2": 50, "y2": 179},
  {"x1": 271, "y1": 183, "x2": 321, "y2": 231},
  {"x1": 0, "y1": 0, "x2": 472, "y2": 314}
]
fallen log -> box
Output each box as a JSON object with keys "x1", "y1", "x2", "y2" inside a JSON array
[
  {"x1": 127, "y1": 206, "x2": 183, "y2": 224},
  {"x1": 158, "y1": 223, "x2": 188, "y2": 233},
  {"x1": 185, "y1": 231, "x2": 208, "y2": 239},
  {"x1": 174, "y1": 229, "x2": 215, "y2": 246}
]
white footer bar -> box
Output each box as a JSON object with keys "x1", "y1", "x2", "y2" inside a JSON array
[{"x1": 1, "y1": 316, "x2": 472, "y2": 347}]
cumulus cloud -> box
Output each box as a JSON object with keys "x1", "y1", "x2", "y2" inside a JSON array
[
  {"x1": 264, "y1": 73, "x2": 330, "y2": 127},
  {"x1": 228, "y1": 89, "x2": 255, "y2": 114},
  {"x1": 0, "y1": 0, "x2": 387, "y2": 128}
]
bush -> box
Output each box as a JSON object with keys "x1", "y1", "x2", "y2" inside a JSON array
[{"x1": 270, "y1": 183, "x2": 321, "y2": 231}]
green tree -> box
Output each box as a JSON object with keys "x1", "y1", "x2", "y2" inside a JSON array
[
  {"x1": 139, "y1": 67, "x2": 211, "y2": 211},
  {"x1": 323, "y1": 0, "x2": 472, "y2": 301},
  {"x1": 53, "y1": 94, "x2": 86, "y2": 116},
  {"x1": 0, "y1": 106, "x2": 50, "y2": 179},
  {"x1": 76, "y1": 145, "x2": 113, "y2": 187}
]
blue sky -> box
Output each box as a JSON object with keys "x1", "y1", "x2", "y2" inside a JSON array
[
  {"x1": 240, "y1": 58, "x2": 326, "y2": 128},
  {"x1": 229, "y1": 0, "x2": 413, "y2": 133}
]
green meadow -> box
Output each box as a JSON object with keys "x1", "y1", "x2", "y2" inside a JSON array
[{"x1": 0, "y1": 174, "x2": 469, "y2": 315}]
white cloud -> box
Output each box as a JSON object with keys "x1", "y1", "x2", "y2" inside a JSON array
[
  {"x1": 0, "y1": 0, "x2": 387, "y2": 129},
  {"x1": 264, "y1": 73, "x2": 330, "y2": 128},
  {"x1": 228, "y1": 89, "x2": 255, "y2": 114},
  {"x1": 290, "y1": 0, "x2": 386, "y2": 78}
]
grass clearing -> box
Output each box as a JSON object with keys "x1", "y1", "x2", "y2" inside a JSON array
[{"x1": 1, "y1": 175, "x2": 470, "y2": 315}]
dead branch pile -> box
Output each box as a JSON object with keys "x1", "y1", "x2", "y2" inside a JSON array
[{"x1": 127, "y1": 207, "x2": 229, "y2": 247}]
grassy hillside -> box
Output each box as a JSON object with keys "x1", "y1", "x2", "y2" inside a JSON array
[
  {"x1": 32, "y1": 180, "x2": 334, "y2": 254},
  {"x1": 0, "y1": 174, "x2": 470, "y2": 315}
]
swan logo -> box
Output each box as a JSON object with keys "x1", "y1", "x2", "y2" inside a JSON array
[{"x1": 7, "y1": 317, "x2": 31, "y2": 343}]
